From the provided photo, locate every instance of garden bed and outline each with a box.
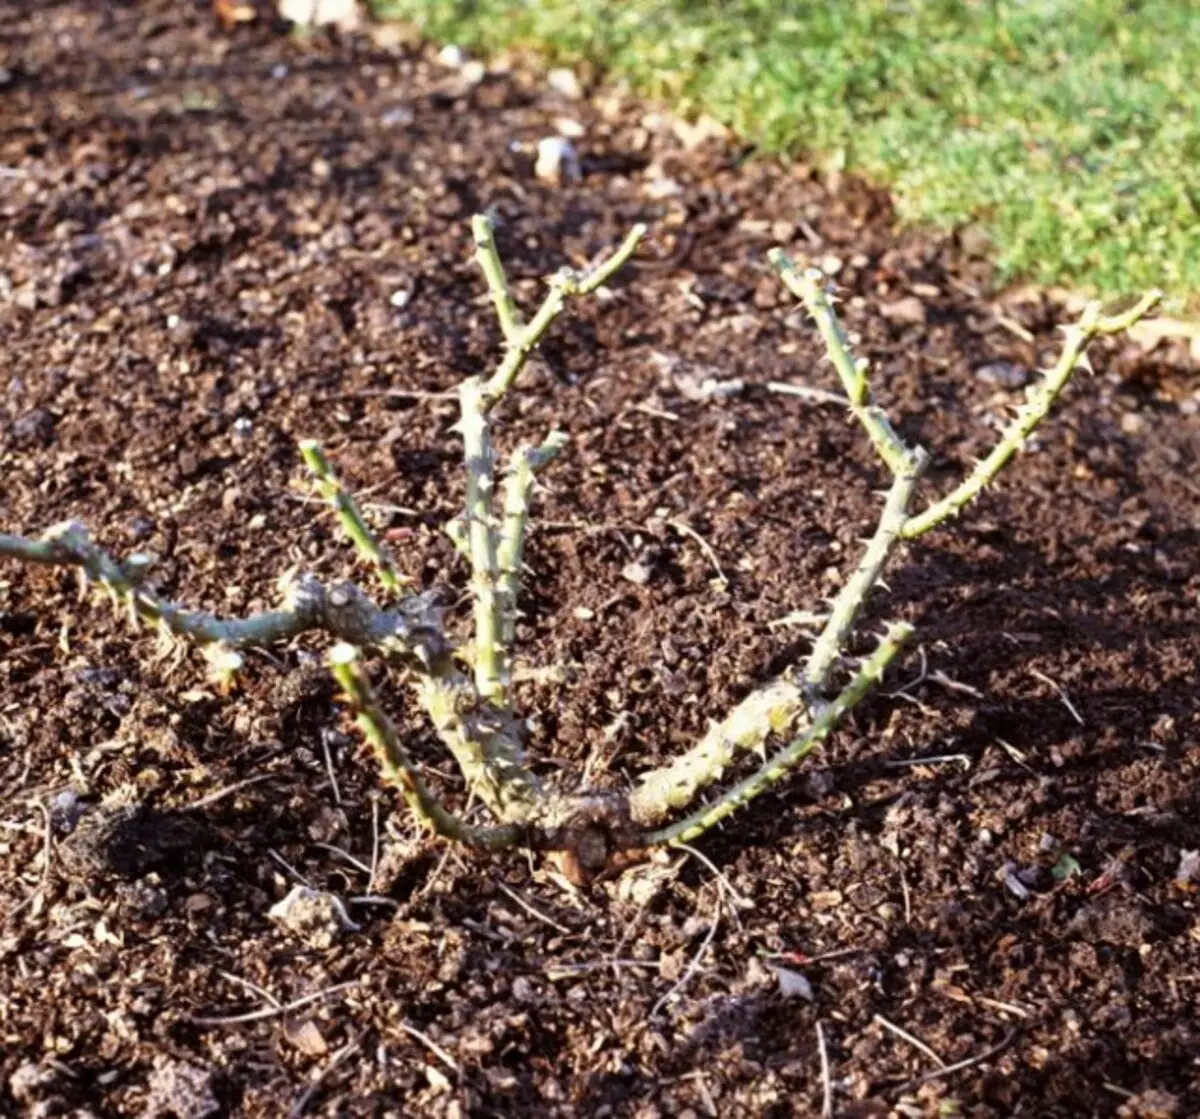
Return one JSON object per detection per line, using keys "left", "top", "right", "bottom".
{"left": 1, "top": 4, "right": 1198, "bottom": 1115}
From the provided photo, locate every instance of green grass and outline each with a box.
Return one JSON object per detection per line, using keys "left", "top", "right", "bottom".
{"left": 374, "top": 0, "right": 1199, "bottom": 304}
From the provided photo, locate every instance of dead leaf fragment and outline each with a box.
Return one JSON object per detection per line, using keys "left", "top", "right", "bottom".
{"left": 284, "top": 1016, "right": 329, "bottom": 1057}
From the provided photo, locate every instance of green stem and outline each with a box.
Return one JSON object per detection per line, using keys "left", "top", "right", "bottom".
{"left": 575, "top": 224, "right": 648, "bottom": 295}
{"left": 458, "top": 376, "right": 505, "bottom": 706}
{"left": 628, "top": 676, "right": 806, "bottom": 826}
{"left": 0, "top": 521, "right": 442, "bottom": 661}
{"left": 299, "top": 440, "right": 406, "bottom": 596}
{"left": 412, "top": 669, "right": 545, "bottom": 824}
{"left": 479, "top": 223, "right": 646, "bottom": 412}
{"left": 804, "top": 450, "right": 927, "bottom": 692}
{"left": 496, "top": 431, "right": 569, "bottom": 657}
{"left": 769, "top": 250, "right": 912, "bottom": 476}
{"left": 640, "top": 623, "right": 912, "bottom": 847}
{"left": 472, "top": 214, "right": 524, "bottom": 343}
{"left": 901, "top": 290, "right": 1162, "bottom": 539}
{"left": 444, "top": 515, "right": 470, "bottom": 560}
{"left": 330, "top": 644, "right": 523, "bottom": 849}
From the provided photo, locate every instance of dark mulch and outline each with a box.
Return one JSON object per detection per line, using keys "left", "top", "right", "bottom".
{"left": 2, "top": 3, "right": 1198, "bottom": 1116}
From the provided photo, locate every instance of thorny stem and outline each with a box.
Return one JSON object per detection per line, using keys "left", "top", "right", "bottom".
{"left": 901, "top": 290, "right": 1162, "bottom": 538}
{"left": 629, "top": 675, "right": 806, "bottom": 826}
{"left": 459, "top": 376, "right": 506, "bottom": 706}
{"left": 641, "top": 623, "right": 913, "bottom": 846}
{"left": 443, "top": 516, "right": 470, "bottom": 560}
{"left": 770, "top": 250, "right": 912, "bottom": 476}
{"left": 803, "top": 450, "right": 927, "bottom": 693}
{"left": 472, "top": 214, "right": 523, "bottom": 343}
{"left": 626, "top": 460, "right": 924, "bottom": 827}
{"left": 631, "top": 270, "right": 1157, "bottom": 832}
{"left": 1, "top": 212, "right": 1163, "bottom": 869}
{"left": 411, "top": 669, "right": 544, "bottom": 824}
{"left": 479, "top": 222, "right": 646, "bottom": 412}
{"left": 330, "top": 644, "right": 523, "bottom": 850}
{"left": 458, "top": 220, "right": 644, "bottom": 710}
{"left": 0, "top": 522, "right": 441, "bottom": 662}
{"left": 1, "top": 519, "right": 545, "bottom": 826}
{"left": 299, "top": 440, "right": 406, "bottom": 596}
{"left": 496, "top": 432, "right": 569, "bottom": 657}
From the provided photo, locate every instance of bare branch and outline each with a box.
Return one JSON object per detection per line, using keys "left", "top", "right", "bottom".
{"left": 329, "top": 644, "right": 522, "bottom": 850}
{"left": 300, "top": 440, "right": 407, "bottom": 596}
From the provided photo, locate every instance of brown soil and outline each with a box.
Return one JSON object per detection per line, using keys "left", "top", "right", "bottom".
{"left": 2, "top": 3, "right": 1199, "bottom": 1116}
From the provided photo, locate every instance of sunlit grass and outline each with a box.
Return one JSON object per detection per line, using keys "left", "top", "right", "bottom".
{"left": 375, "top": 0, "right": 1198, "bottom": 303}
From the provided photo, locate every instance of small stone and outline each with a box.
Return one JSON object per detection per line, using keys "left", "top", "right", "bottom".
{"left": 268, "top": 885, "right": 360, "bottom": 949}
{"left": 554, "top": 116, "right": 586, "bottom": 139}
{"left": 116, "top": 879, "right": 169, "bottom": 921}
{"left": 643, "top": 175, "right": 682, "bottom": 200}
{"left": 880, "top": 296, "right": 927, "bottom": 326}
{"left": 11, "top": 408, "right": 54, "bottom": 446}
{"left": 959, "top": 224, "right": 992, "bottom": 257}
{"left": 818, "top": 254, "right": 844, "bottom": 277}
{"left": 460, "top": 59, "right": 486, "bottom": 86}
{"left": 673, "top": 372, "right": 745, "bottom": 402}
{"left": 145, "top": 1059, "right": 219, "bottom": 1119}
{"left": 671, "top": 114, "right": 728, "bottom": 149}
{"left": 547, "top": 67, "right": 583, "bottom": 100}
{"left": 1175, "top": 849, "right": 1199, "bottom": 886}
{"left": 436, "top": 44, "right": 466, "bottom": 68}
{"left": 771, "top": 965, "right": 814, "bottom": 1001}
{"left": 534, "top": 137, "right": 581, "bottom": 185}
{"left": 975, "top": 360, "right": 1030, "bottom": 389}
{"left": 50, "top": 789, "right": 83, "bottom": 834}
{"left": 1120, "top": 411, "right": 1145, "bottom": 435}
{"left": 1001, "top": 861, "right": 1031, "bottom": 901}
{"left": 770, "top": 220, "right": 797, "bottom": 243}
{"left": 9, "top": 1061, "right": 54, "bottom": 1105}
{"left": 621, "top": 562, "right": 652, "bottom": 586}
{"left": 277, "top": 0, "right": 361, "bottom": 31}
{"left": 380, "top": 105, "right": 414, "bottom": 128}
